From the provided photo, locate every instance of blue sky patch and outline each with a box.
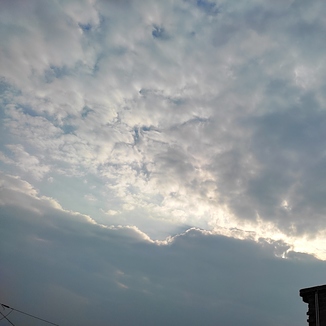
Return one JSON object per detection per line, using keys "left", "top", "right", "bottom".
{"left": 196, "top": 0, "right": 220, "bottom": 15}
{"left": 79, "top": 22, "right": 92, "bottom": 32}
{"left": 152, "top": 25, "right": 169, "bottom": 40}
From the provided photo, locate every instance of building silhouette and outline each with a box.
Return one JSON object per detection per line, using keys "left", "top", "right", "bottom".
{"left": 300, "top": 284, "right": 326, "bottom": 326}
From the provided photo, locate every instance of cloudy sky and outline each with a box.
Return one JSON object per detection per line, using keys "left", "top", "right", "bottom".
{"left": 1, "top": 0, "right": 326, "bottom": 325}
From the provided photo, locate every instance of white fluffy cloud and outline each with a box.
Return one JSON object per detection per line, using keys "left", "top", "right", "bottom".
{"left": 2, "top": 0, "right": 326, "bottom": 257}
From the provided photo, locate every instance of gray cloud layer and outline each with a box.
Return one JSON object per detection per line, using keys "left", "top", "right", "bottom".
{"left": 1, "top": 173, "right": 325, "bottom": 325}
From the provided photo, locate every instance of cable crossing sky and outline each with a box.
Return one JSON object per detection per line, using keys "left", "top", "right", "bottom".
{"left": 0, "top": 303, "right": 59, "bottom": 326}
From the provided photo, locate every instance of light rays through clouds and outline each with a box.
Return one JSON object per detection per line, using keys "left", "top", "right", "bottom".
{"left": 1, "top": 0, "right": 326, "bottom": 324}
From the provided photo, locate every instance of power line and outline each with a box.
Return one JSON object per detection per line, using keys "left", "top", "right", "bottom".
{"left": 1, "top": 303, "right": 59, "bottom": 326}
{"left": 0, "top": 310, "right": 15, "bottom": 326}
{"left": 0, "top": 308, "right": 13, "bottom": 321}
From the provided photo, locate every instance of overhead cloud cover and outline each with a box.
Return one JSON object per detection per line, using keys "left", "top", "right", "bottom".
{"left": 1, "top": 0, "right": 326, "bottom": 325}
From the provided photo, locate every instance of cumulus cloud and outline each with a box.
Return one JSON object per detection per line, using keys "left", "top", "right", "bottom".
{"left": 1, "top": 0, "right": 326, "bottom": 256}
{"left": 2, "top": 1, "right": 326, "bottom": 322}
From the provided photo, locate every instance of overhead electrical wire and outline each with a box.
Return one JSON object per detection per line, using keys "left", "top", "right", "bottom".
{"left": 0, "top": 303, "right": 59, "bottom": 326}
{"left": 0, "top": 308, "right": 13, "bottom": 321}
{"left": 0, "top": 310, "right": 15, "bottom": 326}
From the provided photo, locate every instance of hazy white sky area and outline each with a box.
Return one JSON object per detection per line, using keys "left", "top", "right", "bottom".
{"left": 1, "top": 1, "right": 326, "bottom": 325}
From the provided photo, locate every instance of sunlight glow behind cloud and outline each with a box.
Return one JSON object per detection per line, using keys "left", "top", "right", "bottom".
{"left": 2, "top": 3, "right": 326, "bottom": 324}
{"left": 1, "top": 0, "right": 326, "bottom": 260}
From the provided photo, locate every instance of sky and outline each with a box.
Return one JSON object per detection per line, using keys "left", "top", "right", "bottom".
{"left": 1, "top": 0, "right": 326, "bottom": 325}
